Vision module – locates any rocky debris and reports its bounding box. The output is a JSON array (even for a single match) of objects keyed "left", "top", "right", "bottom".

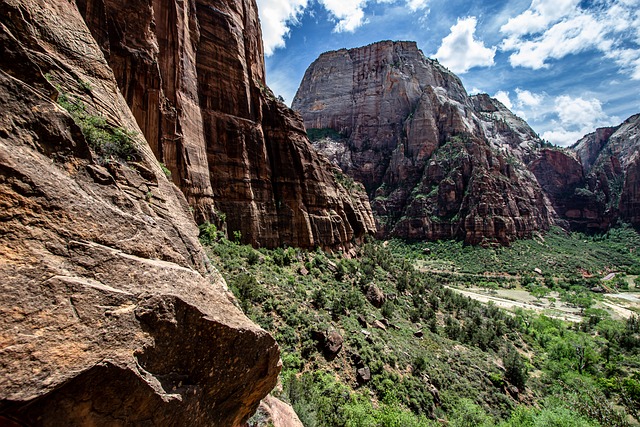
[
  {"left": 366, "top": 284, "right": 386, "bottom": 308},
  {"left": 356, "top": 367, "right": 371, "bottom": 384},
  {"left": 293, "top": 41, "right": 553, "bottom": 245},
  {"left": 312, "top": 329, "right": 344, "bottom": 357},
  {"left": 76, "top": 0, "right": 375, "bottom": 251},
  {"left": 326, "top": 330, "right": 345, "bottom": 354},
  {"left": 245, "top": 395, "right": 304, "bottom": 427},
  {"left": 373, "top": 320, "right": 387, "bottom": 331},
  {"left": 414, "top": 330, "right": 424, "bottom": 338},
  {"left": 428, "top": 383, "right": 441, "bottom": 404},
  {"left": 0, "top": 0, "right": 279, "bottom": 425},
  {"left": 357, "top": 314, "right": 368, "bottom": 327}
]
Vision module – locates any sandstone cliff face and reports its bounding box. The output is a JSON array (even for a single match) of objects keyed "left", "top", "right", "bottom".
[
  {"left": 529, "top": 114, "right": 640, "bottom": 231},
  {"left": 76, "top": 0, "right": 375, "bottom": 250},
  {"left": 293, "top": 41, "right": 552, "bottom": 244},
  {"left": 0, "top": 0, "right": 280, "bottom": 425}
]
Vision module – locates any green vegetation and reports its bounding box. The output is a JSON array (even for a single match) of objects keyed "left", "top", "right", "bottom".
[
  {"left": 159, "top": 162, "right": 172, "bottom": 178},
  {"left": 53, "top": 82, "right": 138, "bottom": 162},
  {"left": 201, "top": 227, "right": 640, "bottom": 426},
  {"left": 334, "top": 170, "right": 359, "bottom": 191},
  {"left": 407, "top": 225, "right": 640, "bottom": 277},
  {"left": 307, "top": 128, "right": 344, "bottom": 142}
]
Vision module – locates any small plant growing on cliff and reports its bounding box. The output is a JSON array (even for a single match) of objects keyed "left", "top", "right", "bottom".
[
  {"left": 159, "top": 162, "right": 172, "bottom": 178},
  {"left": 56, "top": 87, "right": 138, "bottom": 162},
  {"left": 78, "top": 79, "right": 92, "bottom": 93},
  {"left": 333, "top": 170, "right": 356, "bottom": 191}
]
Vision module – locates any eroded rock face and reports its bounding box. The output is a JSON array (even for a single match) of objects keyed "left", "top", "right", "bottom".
[
  {"left": 0, "top": 0, "right": 279, "bottom": 425},
  {"left": 530, "top": 114, "right": 640, "bottom": 231},
  {"left": 293, "top": 41, "right": 552, "bottom": 244},
  {"left": 75, "top": 0, "right": 375, "bottom": 251}
]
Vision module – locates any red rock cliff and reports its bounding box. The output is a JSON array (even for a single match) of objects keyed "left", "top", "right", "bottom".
[
  {"left": 293, "top": 41, "right": 553, "bottom": 245},
  {"left": 0, "top": 0, "right": 279, "bottom": 425},
  {"left": 530, "top": 114, "right": 640, "bottom": 231},
  {"left": 76, "top": 0, "right": 375, "bottom": 250}
]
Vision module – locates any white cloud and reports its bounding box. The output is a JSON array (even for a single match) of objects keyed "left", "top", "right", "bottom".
[
  {"left": 258, "top": 0, "right": 308, "bottom": 56},
  {"left": 541, "top": 95, "right": 620, "bottom": 146},
  {"left": 500, "top": 0, "right": 640, "bottom": 78},
  {"left": 540, "top": 129, "right": 586, "bottom": 147},
  {"left": 320, "top": 0, "right": 368, "bottom": 32},
  {"left": 515, "top": 88, "right": 543, "bottom": 108},
  {"left": 406, "top": 0, "right": 428, "bottom": 12},
  {"left": 493, "top": 90, "right": 513, "bottom": 109},
  {"left": 434, "top": 17, "right": 496, "bottom": 74},
  {"left": 504, "top": 14, "right": 608, "bottom": 69},
  {"left": 500, "top": 0, "right": 580, "bottom": 36}
]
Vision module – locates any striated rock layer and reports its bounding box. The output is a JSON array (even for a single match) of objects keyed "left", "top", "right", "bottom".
[
  {"left": 529, "top": 114, "right": 640, "bottom": 231},
  {"left": 0, "top": 0, "right": 280, "bottom": 425},
  {"left": 75, "top": 0, "right": 375, "bottom": 250},
  {"left": 293, "top": 41, "right": 552, "bottom": 245}
]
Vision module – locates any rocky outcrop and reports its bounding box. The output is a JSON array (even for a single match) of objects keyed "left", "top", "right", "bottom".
[
  {"left": 293, "top": 41, "right": 553, "bottom": 244},
  {"left": 529, "top": 114, "right": 640, "bottom": 231},
  {"left": 0, "top": 0, "right": 279, "bottom": 425},
  {"left": 75, "top": 0, "right": 375, "bottom": 251},
  {"left": 247, "top": 395, "right": 305, "bottom": 427}
]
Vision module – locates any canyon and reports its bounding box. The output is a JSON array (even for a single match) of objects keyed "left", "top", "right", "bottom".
[{"left": 293, "top": 41, "right": 640, "bottom": 243}]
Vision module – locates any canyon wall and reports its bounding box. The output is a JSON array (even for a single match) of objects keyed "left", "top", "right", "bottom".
[
  {"left": 530, "top": 114, "right": 640, "bottom": 231},
  {"left": 0, "top": 0, "right": 279, "bottom": 424},
  {"left": 293, "top": 41, "right": 553, "bottom": 245},
  {"left": 75, "top": 0, "right": 375, "bottom": 251}
]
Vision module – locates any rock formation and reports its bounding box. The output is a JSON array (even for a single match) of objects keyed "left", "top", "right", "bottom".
[
  {"left": 246, "top": 395, "right": 305, "bottom": 427},
  {"left": 293, "top": 41, "right": 553, "bottom": 244},
  {"left": 0, "top": 0, "right": 279, "bottom": 425},
  {"left": 75, "top": 0, "right": 375, "bottom": 251},
  {"left": 529, "top": 114, "right": 640, "bottom": 231}
]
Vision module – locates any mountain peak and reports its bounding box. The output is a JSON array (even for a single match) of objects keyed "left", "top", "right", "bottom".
[{"left": 293, "top": 40, "right": 553, "bottom": 245}]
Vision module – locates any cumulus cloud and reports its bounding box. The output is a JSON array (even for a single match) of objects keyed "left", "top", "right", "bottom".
[
  {"left": 541, "top": 95, "right": 620, "bottom": 146},
  {"left": 493, "top": 90, "right": 513, "bottom": 109},
  {"left": 500, "top": 0, "right": 640, "bottom": 78},
  {"left": 500, "top": 0, "right": 580, "bottom": 36},
  {"left": 258, "top": 0, "right": 308, "bottom": 56},
  {"left": 319, "top": 0, "right": 368, "bottom": 32},
  {"left": 434, "top": 17, "right": 496, "bottom": 74},
  {"left": 515, "top": 88, "right": 543, "bottom": 108},
  {"left": 489, "top": 89, "right": 621, "bottom": 146}
]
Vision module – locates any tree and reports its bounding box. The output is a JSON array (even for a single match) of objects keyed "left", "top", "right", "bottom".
[{"left": 504, "top": 345, "right": 528, "bottom": 390}]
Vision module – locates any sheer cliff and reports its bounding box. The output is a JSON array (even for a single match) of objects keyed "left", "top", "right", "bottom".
[
  {"left": 530, "top": 114, "right": 640, "bottom": 231},
  {"left": 292, "top": 41, "right": 553, "bottom": 245},
  {"left": 0, "top": 0, "right": 280, "bottom": 425},
  {"left": 75, "top": 0, "right": 375, "bottom": 251}
]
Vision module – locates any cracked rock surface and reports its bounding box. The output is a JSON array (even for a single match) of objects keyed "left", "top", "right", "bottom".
[{"left": 0, "top": 0, "right": 279, "bottom": 424}]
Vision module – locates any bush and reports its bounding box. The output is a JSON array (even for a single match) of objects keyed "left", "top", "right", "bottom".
[{"left": 57, "top": 90, "right": 138, "bottom": 162}]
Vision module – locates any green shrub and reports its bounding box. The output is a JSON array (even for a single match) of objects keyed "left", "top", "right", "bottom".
[{"left": 57, "top": 90, "right": 138, "bottom": 162}]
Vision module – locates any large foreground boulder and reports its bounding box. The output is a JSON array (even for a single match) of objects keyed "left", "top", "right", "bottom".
[{"left": 0, "top": 0, "right": 279, "bottom": 425}]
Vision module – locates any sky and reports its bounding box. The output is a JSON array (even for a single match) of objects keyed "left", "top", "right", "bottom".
[{"left": 258, "top": 0, "right": 640, "bottom": 147}]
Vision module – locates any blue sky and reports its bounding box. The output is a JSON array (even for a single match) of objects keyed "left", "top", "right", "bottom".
[{"left": 258, "top": 0, "right": 640, "bottom": 146}]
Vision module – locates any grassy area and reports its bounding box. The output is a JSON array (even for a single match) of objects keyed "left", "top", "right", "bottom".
[
  {"left": 201, "top": 226, "right": 640, "bottom": 426},
  {"left": 401, "top": 226, "right": 640, "bottom": 278}
]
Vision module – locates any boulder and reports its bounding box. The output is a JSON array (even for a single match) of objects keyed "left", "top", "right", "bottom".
[
  {"left": 366, "top": 284, "right": 386, "bottom": 308},
  {"left": 0, "top": 1, "right": 279, "bottom": 424}
]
